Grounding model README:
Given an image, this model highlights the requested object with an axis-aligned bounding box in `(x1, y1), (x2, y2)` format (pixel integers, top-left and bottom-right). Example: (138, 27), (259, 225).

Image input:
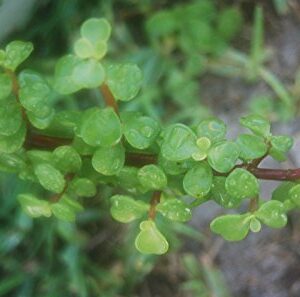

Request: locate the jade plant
(0, 17), (299, 256)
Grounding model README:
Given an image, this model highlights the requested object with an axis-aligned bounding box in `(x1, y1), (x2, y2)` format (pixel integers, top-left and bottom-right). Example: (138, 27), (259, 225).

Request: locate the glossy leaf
(137, 164), (167, 190)
(3, 41), (33, 71)
(288, 184), (300, 206)
(18, 70), (52, 118)
(207, 141), (240, 173)
(135, 220), (169, 255)
(156, 199), (192, 222)
(255, 201), (287, 228)
(269, 135), (293, 161)
(161, 124), (198, 161)
(183, 163), (213, 199)
(106, 63), (143, 101)
(53, 146), (82, 173)
(80, 18), (111, 44)
(192, 137), (211, 161)
(240, 114), (271, 138)
(249, 217), (261, 233)
(79, 107), (122, 147)
(69, 177), (96, 197)
(236, 134), (268, 161)
(92, 143), (125, 176)
(272, 181), (296, 202)
(210, 214), (251, 241)
(0, 123), (26, 153)
(211, 176), (241, 208)
(110, 195), (149, 223)
(196, 118), (226, 142)
(123, 115), (160, 149)
(34, 163), (65, 193)
(18, 194), (52, 218)
(225, 168), (259, 200)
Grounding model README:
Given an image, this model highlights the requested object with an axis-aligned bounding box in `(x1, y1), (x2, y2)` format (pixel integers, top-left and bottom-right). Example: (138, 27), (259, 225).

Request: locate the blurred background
(1, 0), (300, 296)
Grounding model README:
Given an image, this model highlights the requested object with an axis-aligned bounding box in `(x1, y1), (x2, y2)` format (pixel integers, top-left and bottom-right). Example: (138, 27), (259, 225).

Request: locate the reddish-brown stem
(247, 167), (300, 181)
(249, 196), (259, 212)
(100, 83), (119, 115)
(148, 191), (161, 220)
(25, 133), (72, 150)
(125, 152), (157, 167)
(51, 173), (74, 202)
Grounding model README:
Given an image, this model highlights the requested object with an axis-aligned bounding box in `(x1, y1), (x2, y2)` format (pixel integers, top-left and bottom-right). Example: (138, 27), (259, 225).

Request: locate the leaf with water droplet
(156, 199), (192, 222)
(123, 115), (160, 149)
(211, 176), (241, 208)
(110, 195), (149, 223)
(196, 118), (226, 142)
(210, 213), (251, 241)
(255, 201), (287, 228)
(207, 141), (240, 173)
(138, 164), (167, 190)
(225, 168), (259, 200)
(183, 162), (212, 199)
(161, 124), (198, 161)
(135, 220), (169, 255)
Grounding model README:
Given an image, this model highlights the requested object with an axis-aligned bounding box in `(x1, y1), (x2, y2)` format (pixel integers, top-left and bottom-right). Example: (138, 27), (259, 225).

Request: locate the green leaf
(135, 220), (169, 255)
(158, 154), (193, 176)
(269, 135), (293, 161)
(69, 178), (96, 197)
(106, 63), (143, 101)
(53, 55), (81, 94)
(0, 99), (23, 136)
(236, 134), (268, 161)
(211, 176), (241, 208)
(0, 73), (12, 100)
(137, 164), (167, 190)
(272, 181), (296, 202)
(210, 214), (251, 241)
(207, 141), (240, 173)
(288, 184), (300, 206)
(217, 7), (243, 41)
(255, 201), (287, 228)
(51, 202), (76, 222)
(53, 146), (82, 173)
(183, 162), (213, 199)
(156, 199), (192, 222)
(34, 163), (65, 193)
(225, 168), (259, 200)
(74, 38), (107, 60)
(240, 114), (271, 137)
(110, 195), (149, 223)
(18, 194), (52, 218)
(26, 109), (54, 129)
(72, 59), (105, 88)
(92, 143), (125, 176)
(161, 124), (198, 161)
(3, 41), (33, 71)
(80, 18), (111, 44)
(196, 118), (226, 143)
(18, 70), (52, 118)
(0, 123), (26, 153)
(123, 115), (160, 149)
(191, 137), (211, 161)
(0, 152), (26, 173)
(249, 217), (261, 233)
(79, 107), (122, 147)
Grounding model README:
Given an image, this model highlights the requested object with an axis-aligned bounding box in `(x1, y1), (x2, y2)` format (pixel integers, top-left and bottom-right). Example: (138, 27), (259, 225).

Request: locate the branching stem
(100, 83), (119, 115)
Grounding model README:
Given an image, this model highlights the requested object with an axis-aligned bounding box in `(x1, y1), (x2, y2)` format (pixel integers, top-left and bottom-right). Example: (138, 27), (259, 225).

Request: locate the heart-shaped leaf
(137, 165), (167, 190)
(255, 201), (287, 228)
(210, 213), (251, 241)
(135, 220), (169, 255)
